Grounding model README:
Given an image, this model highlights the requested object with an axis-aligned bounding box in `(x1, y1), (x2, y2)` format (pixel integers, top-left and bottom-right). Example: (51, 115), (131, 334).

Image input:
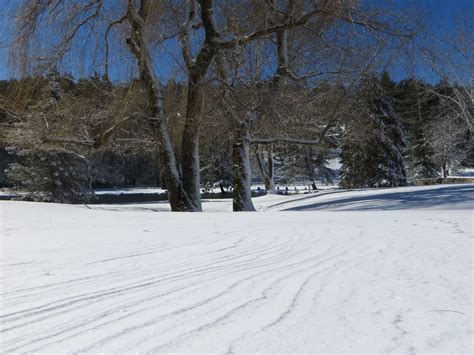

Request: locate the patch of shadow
(283, 185), (474, 211)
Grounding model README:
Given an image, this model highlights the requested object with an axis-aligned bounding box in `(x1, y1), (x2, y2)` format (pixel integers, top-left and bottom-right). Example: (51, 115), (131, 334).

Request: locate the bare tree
(428, 84), (470, 178)
(420, 9), (473, 129)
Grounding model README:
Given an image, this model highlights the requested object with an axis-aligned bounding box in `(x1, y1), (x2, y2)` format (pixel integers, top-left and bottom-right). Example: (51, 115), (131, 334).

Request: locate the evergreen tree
(5, 71), (96, 202)
(281, 145), (337, 189)
(7, 150), (92, 202)
(394, 79), (439, 179)
(340, 73), (408, 188)
(200, 145), (233, 193)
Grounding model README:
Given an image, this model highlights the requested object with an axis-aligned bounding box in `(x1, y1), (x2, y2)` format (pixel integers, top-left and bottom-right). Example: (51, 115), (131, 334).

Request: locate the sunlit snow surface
(1, 184), (473, 353)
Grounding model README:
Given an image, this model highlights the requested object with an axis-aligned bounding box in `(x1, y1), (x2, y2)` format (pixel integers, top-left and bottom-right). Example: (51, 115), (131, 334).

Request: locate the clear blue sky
(0, 0), (472, 82)
(389, 0), (473, 82)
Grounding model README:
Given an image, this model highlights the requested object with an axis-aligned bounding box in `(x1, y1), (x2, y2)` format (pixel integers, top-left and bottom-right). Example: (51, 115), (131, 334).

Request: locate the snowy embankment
(0, 184), (473, 353)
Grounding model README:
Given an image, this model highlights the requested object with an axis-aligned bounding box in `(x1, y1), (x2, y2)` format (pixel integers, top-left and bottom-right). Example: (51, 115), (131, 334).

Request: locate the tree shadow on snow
(283, 185), (474, 211)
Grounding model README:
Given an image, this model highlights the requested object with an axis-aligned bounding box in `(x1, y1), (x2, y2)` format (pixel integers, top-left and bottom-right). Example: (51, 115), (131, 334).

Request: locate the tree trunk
(304, 155), (317, 190)
(442, 163), (448, 178)
(180, 0), (220, 211)
(158, 131), (196, 211)
(255, 144), (276, 193)
(266, 145), (275, 191)
(233, 121), (256, 211)
(181, 81), (204, 211)
(263, 175), (275, 192)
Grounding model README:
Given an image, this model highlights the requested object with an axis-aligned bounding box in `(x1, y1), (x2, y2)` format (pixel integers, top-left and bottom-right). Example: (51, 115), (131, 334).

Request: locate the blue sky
(384, 0), (473, 82)
(0, 0), (472, 83)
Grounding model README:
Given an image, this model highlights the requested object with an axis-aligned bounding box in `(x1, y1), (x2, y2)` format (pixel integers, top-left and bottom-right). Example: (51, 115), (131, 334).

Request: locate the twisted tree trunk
(180, 0), (220, 211)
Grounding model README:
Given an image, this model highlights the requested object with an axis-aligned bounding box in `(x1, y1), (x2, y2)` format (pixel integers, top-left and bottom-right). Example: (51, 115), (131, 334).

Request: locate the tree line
(1, 71), (471, 201)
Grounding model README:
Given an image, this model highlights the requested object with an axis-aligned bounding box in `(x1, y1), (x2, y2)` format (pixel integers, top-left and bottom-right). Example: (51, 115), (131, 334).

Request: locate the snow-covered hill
(1, 184), (472, 353)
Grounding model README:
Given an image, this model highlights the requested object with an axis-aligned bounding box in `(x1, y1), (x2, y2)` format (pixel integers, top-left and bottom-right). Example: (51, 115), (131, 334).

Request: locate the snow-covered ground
(94, 187), (168, 195)
(0, 184), (473, 353)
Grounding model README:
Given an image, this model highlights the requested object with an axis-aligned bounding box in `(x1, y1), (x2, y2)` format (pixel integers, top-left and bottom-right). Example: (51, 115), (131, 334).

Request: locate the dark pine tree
(340, 72), (408, 188)
(393, 79), (439, 179)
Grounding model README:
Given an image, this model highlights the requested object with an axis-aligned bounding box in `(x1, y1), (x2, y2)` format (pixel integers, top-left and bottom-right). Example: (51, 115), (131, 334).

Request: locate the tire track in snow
(2, 237), (299, 348)
(3, 231), (323, 352)
(224, 248), (384, 354)
(1, 233), (293, 322)
(145, 250), (348, 354)
(9, 242), (316, 354)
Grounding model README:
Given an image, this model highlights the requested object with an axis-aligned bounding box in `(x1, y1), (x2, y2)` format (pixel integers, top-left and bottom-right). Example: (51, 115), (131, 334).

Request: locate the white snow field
(0, 184), (473, 354)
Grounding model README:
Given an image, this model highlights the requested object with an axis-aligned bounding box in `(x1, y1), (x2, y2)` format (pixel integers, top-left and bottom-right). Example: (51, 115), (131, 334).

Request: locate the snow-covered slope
(261, 183), (474, 211)
(1, 184), (472, 353)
